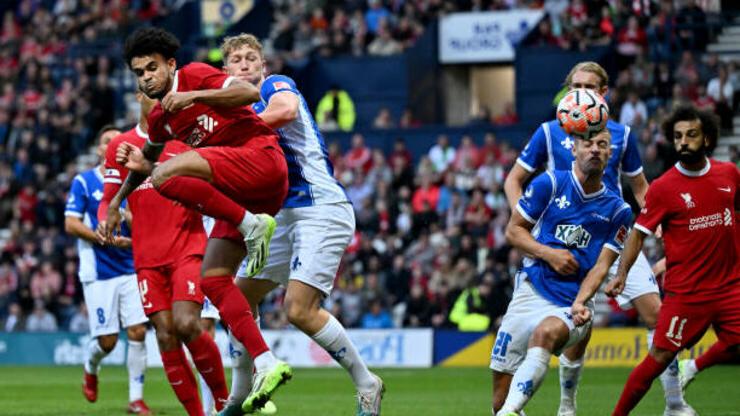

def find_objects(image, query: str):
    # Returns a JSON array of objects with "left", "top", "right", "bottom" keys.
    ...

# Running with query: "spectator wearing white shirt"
[
  {"left": 428, "top": 134, "right": 456, "bottom": 173},
  {"left": 707, "top": 64, "right": 734, "bottom": 130},
  {"left": 69, "top": 303, "right": 90, "bottom": 333},
  {"left": 26, "top": 300, "right": 57, "bottom": 332},
  {"left": 619, "top": 91, "right": 648, "bottom": 127}
]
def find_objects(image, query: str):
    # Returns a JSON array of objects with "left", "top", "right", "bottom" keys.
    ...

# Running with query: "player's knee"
[
  {"left": 650, "top": 347, "right": 677, "bottom": 365},
  {"left": 284, "top": 297, "right": 311, "bottom": 328},
  {"left": 174, "top": 315, "right": 201, "bottom": 341},
  {"left": 127, "top": 324, "right": 147, "bottom": 342},
  {"left": 155, "top": 325, "right": 178, "bottom": 351},
  {"left": 98, "top": 334, "right": 118, "bottom": 353},
  {"left": 531, "top": 325, "right": 562, "bottom": 350}
]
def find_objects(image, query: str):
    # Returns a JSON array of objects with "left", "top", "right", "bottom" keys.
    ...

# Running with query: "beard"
[{"left": 677, "top": 147, "right": 706, "bottom": 164}]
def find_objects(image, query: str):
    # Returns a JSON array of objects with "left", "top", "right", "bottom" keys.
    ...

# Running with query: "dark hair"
[
  {"left": 123, "top": 27, "right": 181, "bottom": 68},
  {"left": 96, "top": 124, "right": 120, "bottom": 142},
  {"left": 662, "top": 105, "right": 719, "bottom": 153}
]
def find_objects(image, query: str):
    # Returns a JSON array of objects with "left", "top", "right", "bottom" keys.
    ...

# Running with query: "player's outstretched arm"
[
  {"left": 259, "top": 91, "right": 299, "bottom": 128},
  {"left": 605, "top": 228, "right": 647, "bottom": 297},
  {"left": 65, "top": 216, "right": 105, "bottom": 245},
  {"left": 503, "top": 164, "right": 533, "bottom": 211},
  {"left": 627, "top": 173, "right": 649, "bottom": 208},
  {"left": 163, "top": 78, "right": 259, "bottom": 112},
  {"left": 572, "top": 247, "right": 619, "bottom": 325},
  {"left": 505, "top": 208, "right": 579, "bottom": 275}
]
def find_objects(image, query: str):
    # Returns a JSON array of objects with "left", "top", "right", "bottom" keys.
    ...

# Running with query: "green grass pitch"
[{"left": 0, "top": 366, "right": 738, "bottom": 415}]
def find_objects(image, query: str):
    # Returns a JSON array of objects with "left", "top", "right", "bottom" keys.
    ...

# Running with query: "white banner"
[
  {"left": 55, "top": 329, "right": 433, "bottom": 368},
  {"left": 439, "top": 10, "right": 544, "bottom": 63}
]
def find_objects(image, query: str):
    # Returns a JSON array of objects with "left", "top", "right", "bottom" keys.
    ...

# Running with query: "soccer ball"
[{"left": 556, "top": 88, "right": 609, "bottom": 139}]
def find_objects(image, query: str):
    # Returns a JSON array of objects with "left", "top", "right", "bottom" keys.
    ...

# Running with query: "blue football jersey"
[
  {"left": 517, "top": 119, "right": 643, "bottom": 196},
  {"left": 64, "top": 168, "right": 134, "bottom": 282},
  {"left": 517, "top": 170, "right": 633, "bottom": 306},
  {"left": 252, "top": 74, "right": 347, "bottom": 208}
]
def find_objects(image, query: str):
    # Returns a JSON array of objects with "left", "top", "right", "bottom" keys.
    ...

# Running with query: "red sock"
[
  {"left": 161, "top": 348, "right": 203, "bottom": 416},
  {"left": 696, "top": 341, "right": 733, "bottom": 371},
  {"left": 201, "top": 276, "right": 269, "bottom": 359},
  {"left": 157, "top": 176, "right": 245, "bottom": 225},
  {"left": 613, "top": 355, "right": 667, "bottom": 416},
  {"left": 186, "top": 331, "right": 229, "bottom": 411}
]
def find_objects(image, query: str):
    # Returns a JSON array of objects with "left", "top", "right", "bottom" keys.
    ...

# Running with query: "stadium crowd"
[{"left": 1, "top": 0, "right": 739, "bottom": 333}]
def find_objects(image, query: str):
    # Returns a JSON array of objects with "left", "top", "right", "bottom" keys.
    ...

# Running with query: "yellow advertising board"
[{"left": 440, "top": 328, "right": 718, "bottom": 367}]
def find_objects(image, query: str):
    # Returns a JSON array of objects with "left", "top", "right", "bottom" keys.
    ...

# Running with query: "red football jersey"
[
  {"left": 146, "top": 62, "right": 276, "bottom": 148},
  {"left": 99, "top": 125, "right": 207, "bottom": 269},
  {"left": 635, "top": 159, "right": 740, "bottom": 300}
]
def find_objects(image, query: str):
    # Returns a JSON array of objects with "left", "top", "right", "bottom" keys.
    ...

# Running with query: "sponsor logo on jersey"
[
  {"left": 273, "top": 81, "right": 291, "bottom": 91},
  {"left": 688, "top": 211, "right": 732, "bottom": 231},
  {"left": 680, "top": 192, "right": 695, "bottom": 209},
  {"left": 555, "top": 224, "right": 592, "bottom": 248},
  {"left": 615, "top": 225, "right": 628, "bottom": 245},
  {"left": 718, "top": 186, "right": 731, "bottom": 193}
]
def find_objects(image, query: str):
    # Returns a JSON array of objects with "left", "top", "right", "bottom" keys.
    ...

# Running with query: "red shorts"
[
  {"left": 653, "top": 284, "right": 740, "bottom": 352},
  {"left": 136, "top": 255, "right": 204, "bottom": 316},
  {"left": 196, "top": 137, "right": 288, "bottom": 242}
]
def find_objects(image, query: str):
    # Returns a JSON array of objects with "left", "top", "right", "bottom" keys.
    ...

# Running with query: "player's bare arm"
[
  {"left": 162, "top": 78, "right": 259, "bottom": 112},
  {"left": 505, "top": 208, "right": 579, "bottom": 275},
  {"left": 259, "top": 91, "right": 299, "bottom": 128},
  {"left": 503, "top": 163, "right": 533, "bottom": 211},
  {"left": 627, "top": 172, "right": 649, "bottom": 208},
  {"left": 572, "top": 247, "right": 620, "bottom": 325},
  {"left": 65, "top": 215, "right": 106, "bottom": 245},
  {"left": 606, "top": 228, "right": 648, "bottom": 297},
  {"left": 104, "top": 141, "right": 163, "bottom": 239}
]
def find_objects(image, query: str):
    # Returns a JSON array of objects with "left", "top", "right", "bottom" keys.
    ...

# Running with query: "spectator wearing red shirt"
[
  {"left": 344, "top": 133, "right": 373, "bottom": 174},
  {"left": 453, "top": 136, "right": 481, "bottom": 171},
  {"left": 617, "top": 16, "right": 647, "bottom": 68},
  {"left": 464, "top": 189, "right": 492, "bottom": 237},
  {"left": 412, "top": 175, "right": 440, "bottom": 214}
]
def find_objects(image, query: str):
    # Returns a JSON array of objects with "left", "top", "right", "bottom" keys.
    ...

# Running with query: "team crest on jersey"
[
  {"left": 555, "top": 195, "right": 571, "bottom": 209},
  {"left": 555, "top": 224, "right": 592, "bottom": 248},
  {"left": 561, "top": 137, "right": 575, "bottom": 150},
  {"left": 92, "top": 189, "right": 103, "bottom": 201},
  {"left": 680, "top": 193, "right": 695, "bottom": 209}
]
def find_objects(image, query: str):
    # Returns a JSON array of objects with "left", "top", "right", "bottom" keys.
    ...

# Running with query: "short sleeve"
[
  {"left": 516, "top": 171, "right": 555, "bottom": 224},
  {"left": 621, "top": 127, "right": 643, "bottom": 176},
  {"left": 635, "top": 182, "right": 667, "bottom": 235},
  {"left": 183, "top": 62, "right": 233, "bottom": 90},
  {"left": 146, "top": 104, "right": 169, "bottom": 145},
  {"left": 65, "top": 175, "right": 88, "bottom": 218},
  {"left": 517, "top": 124, "right": 548, "bottom": 172},
  {"left": 604, "top": 204, "right": 633, "bottom": 253},
  {"left": 103, "top": 137, "right": 129, "bottom": 185},
  {"left": 260, "top": 75, "right": 299, "bottom": 104}
]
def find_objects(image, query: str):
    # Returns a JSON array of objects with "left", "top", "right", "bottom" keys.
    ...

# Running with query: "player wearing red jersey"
[
  {"left": 103, "top": 27, "right": 292, "bottom": 412},
  {"left": 608, "top": 106, "right": 740, "bottom": 415},
  {"left": 97, "top": 93, "right": 228, "bottom": 416}
]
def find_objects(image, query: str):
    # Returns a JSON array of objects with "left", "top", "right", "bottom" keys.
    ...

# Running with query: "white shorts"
[
  {"left": 489, "top": 276, "right": 592, "bottom": 374},
  {"left": 611, "top": 251, "right": 659, "bottom": 308},
  {"left": 200, "top": 296, "right": 220, "bottom": 320},
  {"left": 82, "top": 274, "right": 148, "bottom": 338},
  {"left": 236, "top": 203, "right": 355, "bottom": 296}
]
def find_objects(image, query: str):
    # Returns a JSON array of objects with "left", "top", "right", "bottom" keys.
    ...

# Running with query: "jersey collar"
[
  {"left": 135, "top": 123, "right": 149, "bottom": 139},
  {"left": 570, "top": 169, "right": 606, "bottom": 200},
  {"left": 675, "top": 158, "right": 710, "bottom": 177},
  {"left": 170, "top": 70, "right": 179, "bottom": 93}
]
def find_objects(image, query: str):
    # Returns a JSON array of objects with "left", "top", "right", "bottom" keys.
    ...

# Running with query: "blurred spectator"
[
  {"left": 676, "top": 0, "right": 708, "bottom": 51},
  {"left": 412, "top": 175, "right": 440, "bottom": 214},
  {"left": 428, "top": 135, "right": 456, "bottom": 173},
  {"left": 403, "top": 283, "right": 431, "bottom": 327},
  {"left": 707, "top": 64, "right": 734, "bottom": 131},
  {"left": 68, "top": 302, "right": 89, "bottom": 333},
  {"left": 372, "top": 107, "right": 395, "bottom": 129},
  {"left": 344, "top": 133, "right": 373, "bottom": 174},
  {"left": 368, "top": 24, "right": 403, "bottom": 56},
  {"left": 30, "top": 260, "right": 61, "bottom": 304},
  {"left": 448, "top": 279, "right": 492, "bottom": 331},
  {"left": 619, "top": 91, "right": 648, "bottom": 127},
  {"left": 25, "top": 300, "right": 57, "bottom": 332},
  {"left": 399, "top": 107, "right": 422, "bottom": 128},
  {"left": 365, "top": 0, "right": 391, "bottom": 35},
  {"left": 361, "top": 298, "right": 394, "bottom": 329},
  {"left": 493, "top": 103, "right": 519, "bottom": 126},
  {"left": 616, "top": 16, "right": 647, "bottom": 69},
  {"left": 316, "top": 85, "right": 356, "bottom": 131},
  {"left": 4, "top": 302, "right": 23, "bottom": 332}
]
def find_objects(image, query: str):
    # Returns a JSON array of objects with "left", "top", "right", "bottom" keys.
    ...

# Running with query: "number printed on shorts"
[
  {"left": 493, "top": 331, "right": 513, "bottom": 357},
  {"left": 96, "top": 307, "right": 105, "bottom": 324},
  {"left": 665, "top": 315, "right": 688, "bottom": 347},
  {"left": 138, "top": 279, "right": 149, "bottom": 305}
]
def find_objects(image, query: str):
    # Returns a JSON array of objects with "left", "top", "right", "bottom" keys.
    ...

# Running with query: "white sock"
[
  {"left": 199, "top": 373, "right": 214, "bottom": 414},
  {"left": 499, "top": 347, "right": 551, "bottom": 414},
  {"left": 685, "top": 359, "right": 698, "bottom": 377},
  {"left": 127, "top": 340, "right": 147, "bottom": 402},
  {"left": 312, "top": 314, "right": 376, "bottom": 392},
  {"left": 85, "top": 338, "right": 109, "bottom": 375},
  {"left": 228, "top": 318, "right": 257, "bottom": 403},
  {"left": 558, "top": 354, "right": 584, "bottom": 408},
  {"left": 237, "top": 212, "right": 259, "bottom": 236},
  {"left": 253, "top": 350, "right": 278, "bottom": 373},
  {"left": 648, "top": 329, "right": 684, "bottom": 407}
]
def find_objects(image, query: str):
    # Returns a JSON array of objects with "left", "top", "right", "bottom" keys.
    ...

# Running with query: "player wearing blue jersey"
[
  {"left": 64, "top": 125, "right": 151, "bottom": 415},
  {"left": 215, "top": 34, "right": 383, "bottom": 416},
  {"left": 502, "top": 62, "right": 693, "bottom": 416},
  {"left": 492, "top": 129, "right": 631, "bottom": 416}
]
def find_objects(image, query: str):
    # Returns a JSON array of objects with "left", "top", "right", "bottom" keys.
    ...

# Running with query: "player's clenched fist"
[
  {"left": 116, "top": 142, "right": 153, "bottom": 174},
  {"left": 571, "top": 302, "right": 592, "bottom": 326},
  {"left": 544, "top": 247, "right": 579, "bottom": 275},
  {"left": 605, "top": 276, "right": 626, "bottom": 297},
  {"left": 161, "top": 91, "right": 195, "bottom": 112}
]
